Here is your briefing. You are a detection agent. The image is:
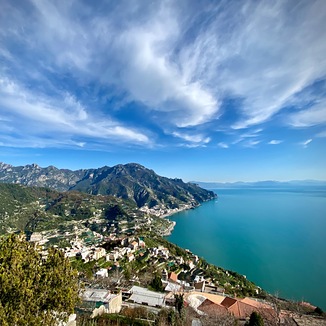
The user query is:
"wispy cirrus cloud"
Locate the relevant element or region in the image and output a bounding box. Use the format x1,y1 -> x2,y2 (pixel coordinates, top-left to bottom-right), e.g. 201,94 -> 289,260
316,130 -> 326,138
232,128 -> 262,145
0,0 -> 220,147
218,142 -> 229,149
242,140 -> 261,148
288,103 -> 326,127
268,140 -> 283,145
0,0 -> 326,150
178,1 -> 326,130
0,77 -> 150,148
300,139 -> 313,148
172,131 -> 211,144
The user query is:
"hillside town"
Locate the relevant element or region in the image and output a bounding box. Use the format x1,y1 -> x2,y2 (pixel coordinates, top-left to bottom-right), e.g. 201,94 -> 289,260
29,229 -> 326,325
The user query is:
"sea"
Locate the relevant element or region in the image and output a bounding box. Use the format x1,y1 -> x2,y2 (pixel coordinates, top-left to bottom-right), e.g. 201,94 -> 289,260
167,187 -> 326,310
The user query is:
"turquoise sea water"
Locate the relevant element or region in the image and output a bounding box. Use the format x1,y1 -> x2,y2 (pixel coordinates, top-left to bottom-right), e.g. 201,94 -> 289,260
167,188 -> 326,310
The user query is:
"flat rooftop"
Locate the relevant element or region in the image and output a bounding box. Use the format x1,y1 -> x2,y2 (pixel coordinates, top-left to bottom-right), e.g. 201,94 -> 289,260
129,286 -> 165,307
82,288 -> 117,303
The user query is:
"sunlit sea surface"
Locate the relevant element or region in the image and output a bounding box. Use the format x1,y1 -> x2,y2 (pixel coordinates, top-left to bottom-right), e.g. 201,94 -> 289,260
167,187 -> 326,310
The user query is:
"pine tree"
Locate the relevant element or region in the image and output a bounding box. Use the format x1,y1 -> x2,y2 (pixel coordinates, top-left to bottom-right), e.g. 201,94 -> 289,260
0,234 -> 80,326
248,311 -> 264,326
174,293 -> 184,315
150,273 -> 164,292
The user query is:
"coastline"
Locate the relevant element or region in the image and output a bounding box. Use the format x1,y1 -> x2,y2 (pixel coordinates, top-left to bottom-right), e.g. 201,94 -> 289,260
159,197 -> 217,236
159,201 -> 206,235
159,205 -> 195,236
161,220 -> 176,236
159,204 -> 198,219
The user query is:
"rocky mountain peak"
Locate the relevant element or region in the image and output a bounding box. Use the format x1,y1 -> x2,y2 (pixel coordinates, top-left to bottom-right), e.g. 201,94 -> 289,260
0,162 -> 216,209
0,162 -> 13,170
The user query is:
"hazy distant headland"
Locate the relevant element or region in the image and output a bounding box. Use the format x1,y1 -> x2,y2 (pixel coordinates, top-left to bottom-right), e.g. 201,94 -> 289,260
193,180 -> 326,190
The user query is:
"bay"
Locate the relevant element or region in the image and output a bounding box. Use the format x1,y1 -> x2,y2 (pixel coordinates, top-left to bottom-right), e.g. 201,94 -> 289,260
167,188 -> 326,310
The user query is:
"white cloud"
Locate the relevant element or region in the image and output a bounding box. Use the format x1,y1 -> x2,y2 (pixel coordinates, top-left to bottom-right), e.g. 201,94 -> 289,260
300,139 -> 313,148
0,77 -> 150,148
218,142 -> 229,149
232,1 -> 326,128
316,130 -> 326,138
241,129 -> 263,138
268,140 -> 283,145
115,7 -> 219,128
178,0 -> 326,129
172,131 -> 211,144
232,128 -> 262,144
0,115 -> 10,122
182,143 -> 208,148
288,103 -> 326,127
1,0 -> 326,149
243,140 -> 261,148
0,0 -> 221,131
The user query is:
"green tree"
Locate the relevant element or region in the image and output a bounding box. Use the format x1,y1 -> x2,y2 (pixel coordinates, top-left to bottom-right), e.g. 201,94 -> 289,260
124,265 -> 132,281
0,234 -> 80,326
248,311 -> 264,326
149,273 -> 164,292
174,293 -> 184,315
315,306 -> 324,315
104,204 -> 125,220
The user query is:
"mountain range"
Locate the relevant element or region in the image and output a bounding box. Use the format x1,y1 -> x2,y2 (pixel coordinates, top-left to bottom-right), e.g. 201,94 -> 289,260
0,162 -> 215,209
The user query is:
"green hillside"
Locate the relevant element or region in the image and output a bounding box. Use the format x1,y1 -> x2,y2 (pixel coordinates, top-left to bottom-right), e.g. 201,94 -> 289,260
0,183 -> 138,235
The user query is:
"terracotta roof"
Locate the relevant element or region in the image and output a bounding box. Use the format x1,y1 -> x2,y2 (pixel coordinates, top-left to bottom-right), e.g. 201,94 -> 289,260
185,291 -> 225,305
221,297 -> 237,308
168,272 -> 178,282
198,299 -> 228,316
240,297 -> 271,309
187,293 -> 277,321
240,298 -> 277,320
221,297 -> 256,319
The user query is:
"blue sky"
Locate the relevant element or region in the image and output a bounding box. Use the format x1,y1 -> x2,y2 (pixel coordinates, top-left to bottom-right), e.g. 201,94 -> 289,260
0,0 -> 326,182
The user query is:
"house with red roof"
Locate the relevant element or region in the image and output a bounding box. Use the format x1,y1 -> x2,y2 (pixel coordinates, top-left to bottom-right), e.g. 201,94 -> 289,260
168,272 -> 178,283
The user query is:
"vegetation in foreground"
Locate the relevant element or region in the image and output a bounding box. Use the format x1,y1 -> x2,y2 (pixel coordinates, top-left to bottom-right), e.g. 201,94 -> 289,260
0,234 -> 79,326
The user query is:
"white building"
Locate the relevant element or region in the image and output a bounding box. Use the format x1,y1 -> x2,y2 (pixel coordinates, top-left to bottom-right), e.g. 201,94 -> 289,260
128,286 -> 166,308
95,268 -> 108,278
82,288 -> 122,314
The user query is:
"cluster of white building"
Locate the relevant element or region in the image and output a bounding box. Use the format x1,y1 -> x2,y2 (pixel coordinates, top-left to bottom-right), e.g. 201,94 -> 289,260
139,203 -> 195,217
62,235 -> 146,265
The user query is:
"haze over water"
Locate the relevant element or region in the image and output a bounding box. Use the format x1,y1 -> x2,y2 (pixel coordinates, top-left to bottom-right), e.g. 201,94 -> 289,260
167,188 -> 326,310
